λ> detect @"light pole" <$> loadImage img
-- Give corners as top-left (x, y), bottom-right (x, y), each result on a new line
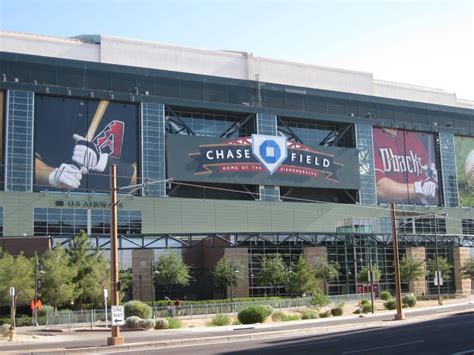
top-left (434, 214), bottom-right (443, 306)
top-left (33, 255), bottom-right (45, 326)
top-left (151, 262), bottom-right (160, 311)
top-left (284, 265), bottom-right (292, 297)
top-left (139, 273), bottom-right (143, 301)
top-left (229, 262), bottom-right (239, 312)
top-left (390, 203), bottom-right (404, 320)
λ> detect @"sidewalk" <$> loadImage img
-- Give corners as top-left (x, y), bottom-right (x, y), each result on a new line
top-left (2, 299), bottom-right (473, 354)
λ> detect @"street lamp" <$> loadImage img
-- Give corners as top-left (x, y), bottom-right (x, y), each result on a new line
top-left (151, 262), bottom-right (160, 310)
top-left (433, 213), bottom-right (447, 306)
top-left (139, 273), bottom-right (143, 301)
top-left (229, 263), bottom-right (239, 312)
top-left (284, 265), bottom-right (292, 297)
top-left (33, 256), bottom-right (46, 326)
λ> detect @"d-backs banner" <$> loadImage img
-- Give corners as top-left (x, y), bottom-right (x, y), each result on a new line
top-left (166, 134), bottom-right (360, 189)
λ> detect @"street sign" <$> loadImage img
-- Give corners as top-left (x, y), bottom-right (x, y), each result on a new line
top-left (103, 288), bottom-right (108, 298)
top-left (434, 271), bottom-right (443, 286)
top-left (9, 287), bottom-right (15, 296)
top-left (111, 305), bottom-right (125, 326)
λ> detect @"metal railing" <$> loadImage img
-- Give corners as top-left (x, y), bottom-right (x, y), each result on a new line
top-left (44, 293), bottom-right (372, 326)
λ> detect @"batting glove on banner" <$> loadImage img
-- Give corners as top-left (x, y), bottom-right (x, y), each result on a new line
top-left (48, 163), bottom-right (83, 189)
top-left (414, 178), bottom-right (437, 198)
top-left (72, 134), bottom-right (108, 172)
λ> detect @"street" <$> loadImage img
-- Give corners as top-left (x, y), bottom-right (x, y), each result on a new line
top-left (99, 311), bottom-right (474, 355)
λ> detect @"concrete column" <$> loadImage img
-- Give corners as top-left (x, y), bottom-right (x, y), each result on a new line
top-left (303, 247), bottom-right (328, 294)
top-left (405, 247), bottom-right (427, 297)
top-left (223, 248), bottom-right (249, 298)
top-left (453, 247), bottom-right (471, 296)
top-left (132, 249), bottom-right (154, 301)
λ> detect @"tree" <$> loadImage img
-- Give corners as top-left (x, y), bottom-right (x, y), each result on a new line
top-left (155, 249), bottom-right (191, 297)
top-left (0, 250), bottom-right (34, 307)
top-left (41, 246), bottom-right (75, 310)
top-left (314, 258), bottom-right (340, 294)
top-left (357, 265), bottom-right (382, 283)
top-left (213, 257), bottom-right (242, 289)
top-left (67, 230), bottom-right (110, 308)
top-left (399, 256), bottom-right (425, 283)
top-left (257, 254), bottom-right (285, 296)
top-left (461, 258), bottom-right (474, 279)
top-left (427, 256), bottom-right (452, 281)
top-left (288, 256), bottom-right (317, 296)
top-left (119, 269), bottom-right (133, 301)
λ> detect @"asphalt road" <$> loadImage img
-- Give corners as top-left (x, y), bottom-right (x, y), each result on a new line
top-left (99, 311), bottom-right (474, 355)
top-left (2, 304), bottom-right (474, 354)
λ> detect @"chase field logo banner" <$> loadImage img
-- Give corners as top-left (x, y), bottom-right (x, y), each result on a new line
top-left (166, 135), bottom-right (360, 189)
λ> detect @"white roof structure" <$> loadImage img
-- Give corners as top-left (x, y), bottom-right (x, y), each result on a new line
top-left (1, 30), bottom-right (472, 110)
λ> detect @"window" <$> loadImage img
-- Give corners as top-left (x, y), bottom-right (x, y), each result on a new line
top-left (34, 208), bottom-right (142, 236)
top-left (462, 219), bottom-right (474, 235)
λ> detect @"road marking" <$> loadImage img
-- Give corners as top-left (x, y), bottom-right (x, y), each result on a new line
top-left (342, 340), bottom-right (425, 354)
top-left (451, 350), bottom-right (474, 355)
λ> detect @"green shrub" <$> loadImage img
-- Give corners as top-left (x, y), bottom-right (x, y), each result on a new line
top-left (139, 318), bottom-right (155, 330)
top-left (380, 291), bottom-right (392, 301)
top-left (330, 307), bottom-right (343, 316)
top-left (232, 319), bottom-right (242, 325)
top-left (360, 299), bottom-right (369, 305)
top-left (402, 304), bottom-right (408, 308)
top-left (211, 314), bottom-right (231, 326)
top-left (402, 294), bottom-right (417, 307)
top-left (154, 318), bottom-right (169, 330)
top-left (39, 305), bottom-right (55, 316)
top-left (124, 300), bottom-right (152, 319)
top-left (271, 311), bottom-right (285, 322)
top-left (282, 314), bottom-right (301, 321)
top-left (237, 305), bottom-right (271, 324)
top-left (353, 309), bottom-right (361, 314)
top-left (299, 309), bottom-right (319, 320)
top-left (319, 310), bottom-right (331, 318)
top-left (310, 290), bottom-right (330, 308)
top-left (166, 317), bottom-right (182, 329)
top-left (1, 324), bottom-right (11, 337)
top-left (16, 316), bottom-right (32, 327)
top-left (384, 300), bottom-right (397, 310)
top-left (361, 303), bottom-right (373, 314)
top-left (125, 316), bottom-right (142, 329)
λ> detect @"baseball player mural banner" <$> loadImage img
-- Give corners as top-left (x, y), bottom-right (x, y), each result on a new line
top-left (454, 136), bottom-right (474, 206)
top-left (373, 127), bottom-right (440, 205)
top-left (34, 96), bottom-right (138, 193)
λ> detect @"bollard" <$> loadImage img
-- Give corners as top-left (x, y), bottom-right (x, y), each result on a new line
top-left (190, 304), bottom-right (193, 319)
top-left (90, 309), bottom-right (93, 330)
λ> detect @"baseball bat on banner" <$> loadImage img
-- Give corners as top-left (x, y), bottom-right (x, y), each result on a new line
top-left (87, 100), bottom-right (109, 141)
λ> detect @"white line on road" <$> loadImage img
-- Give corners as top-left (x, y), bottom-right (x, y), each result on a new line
top-left (451, 349), bottom-right (474, 355)
top-left (342, 340), bottom-right (425, 354)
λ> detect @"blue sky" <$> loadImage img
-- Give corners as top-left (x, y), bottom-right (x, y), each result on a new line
top-left (1, 0), bottom-right (472, 100)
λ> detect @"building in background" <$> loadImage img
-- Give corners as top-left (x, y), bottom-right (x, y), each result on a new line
top-left (0, 31), bottom-right (473, 300)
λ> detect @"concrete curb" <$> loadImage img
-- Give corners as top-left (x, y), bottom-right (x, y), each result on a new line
top-left (7, 302), bottom-right (474, 354)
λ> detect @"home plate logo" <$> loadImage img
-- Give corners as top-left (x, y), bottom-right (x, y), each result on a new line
top-left (252, 134), bottom-right (288, 174)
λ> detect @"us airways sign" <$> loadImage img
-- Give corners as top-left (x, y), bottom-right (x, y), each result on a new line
top-left (166, 135), bottom-right (360, 189)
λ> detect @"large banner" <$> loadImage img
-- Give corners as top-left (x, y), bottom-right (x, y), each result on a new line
top-left (455, 136), bottom-right (474, 206)
top-left (166, 134), bottom-right (360, 189)
top-left (34, 96), bottom-right (138, 193)
top-left (373, 127), bottom-right (440, 205)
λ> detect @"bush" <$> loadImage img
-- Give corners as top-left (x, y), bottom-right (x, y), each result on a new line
top-left (16, 316), bottom-right (32, 327)
top-left (360, 299), bottom-right (369, 305)
top-left (271, 311), bottom-right (285, 322)
top-left (310, 290), bottom-right (329, 308)
top-left (319, 310), bottom-right (331, 318)
top-left (166, 317), bottom-right (182, 329)
top-left (125, 316), bottom-right (142, 329)
top-left (211, 314), bottom-right (231, 326)
top-left (361, 303), bottom-right (373, 314)
top-left (139, 318), bottom-right (155, 330)
top-left (299, 309), bottom-right (319, 320)
top-left (1, 324), bottom-right (11, 337)
top-left (330, 307), bottom-right (343, 316)
top-left (39, 305), bottom-right (55, 316)
top-left (124, 300), bottom-right (152, 319)
top-left (237, 305), bottom-right (272, 324)
top-left (154, 318), bottom-right (169, 330)
top-left (380, 291), bottom-right (392, 301)
top-left (402, 294), bottom-right (417, 307)
top-left (384, 300), bottom-right (397, 310)
top-left (283, 314), bottom-right (301, 321)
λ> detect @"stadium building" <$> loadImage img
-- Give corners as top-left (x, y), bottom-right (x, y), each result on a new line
top-left (0, 31), bottom-right (473, 301)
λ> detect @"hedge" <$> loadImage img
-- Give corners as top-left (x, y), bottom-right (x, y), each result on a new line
top-left (238, 305), bottom-right (272, 324)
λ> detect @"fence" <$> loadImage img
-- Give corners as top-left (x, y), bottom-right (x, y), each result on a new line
top-left (44, 293), bottom-right (372, 327)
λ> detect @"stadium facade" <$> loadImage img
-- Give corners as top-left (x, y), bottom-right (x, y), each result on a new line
top-left (0, 31), bottom-right (473, 301)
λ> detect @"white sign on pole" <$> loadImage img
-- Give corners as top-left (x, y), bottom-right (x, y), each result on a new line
top-left (103, 288), bottom-right (108, 299)
top-left (9, 287), bottom-right (15, 296)
top-left (434, 271), bottom-right (443, 286)
top-left (111, 305), bottom-right (125, 326)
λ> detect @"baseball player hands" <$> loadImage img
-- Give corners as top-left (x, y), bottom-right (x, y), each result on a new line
top-left (72, 134), bottom-right (108, 172)
top-left (48, 163), bottom-right (83, 189)
top-left (414, 178), bottom-right (437, 197)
